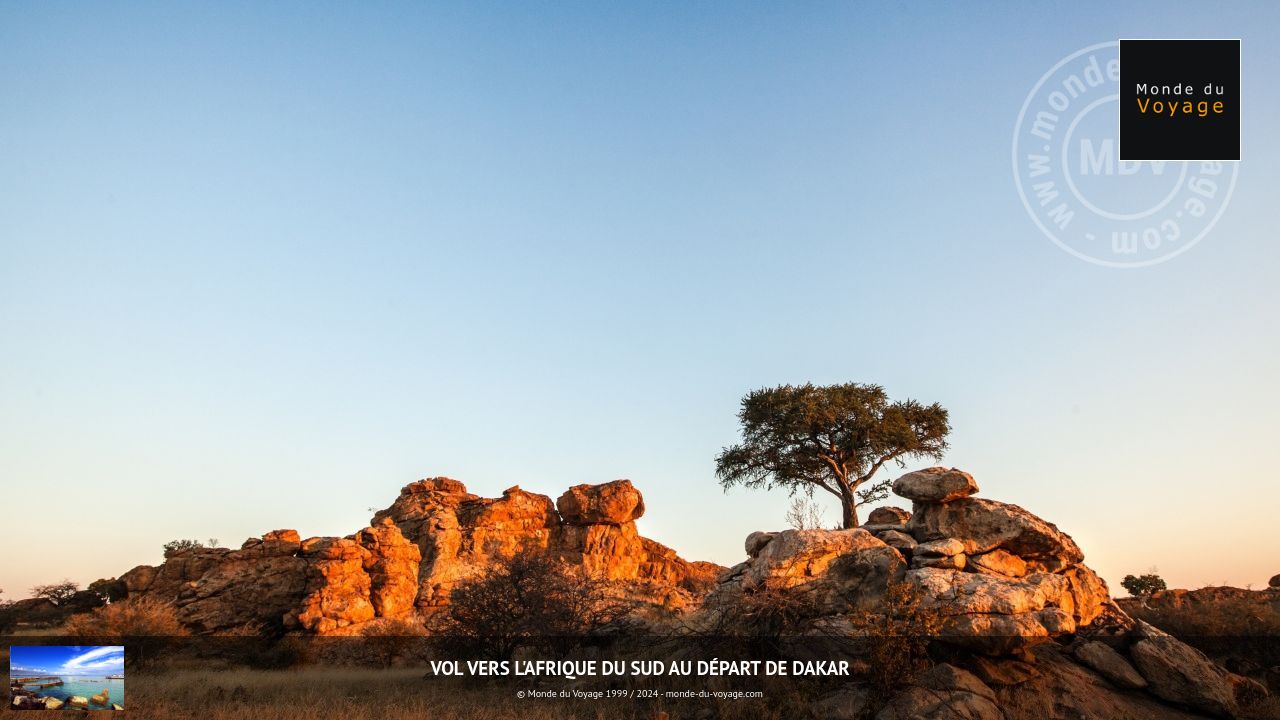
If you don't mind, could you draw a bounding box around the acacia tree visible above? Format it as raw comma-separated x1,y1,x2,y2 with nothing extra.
30,580,79,606
715,383,950,528
1121,573,1167,598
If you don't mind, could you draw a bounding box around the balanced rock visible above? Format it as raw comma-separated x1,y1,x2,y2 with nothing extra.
1270,574,1280,588
557,479,645,525
892,467,978,503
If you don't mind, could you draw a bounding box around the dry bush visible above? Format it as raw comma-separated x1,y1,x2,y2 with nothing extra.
58,597,188,671
357,617,431,667
61,596,189,638
1127,596,1280,639
1125,595,1280,675
846,579,944,701
432,552,632,662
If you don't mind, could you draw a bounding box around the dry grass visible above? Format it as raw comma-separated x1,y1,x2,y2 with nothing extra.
61,597,189,638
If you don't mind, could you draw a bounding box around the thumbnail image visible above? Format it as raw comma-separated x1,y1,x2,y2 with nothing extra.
9,646,124,711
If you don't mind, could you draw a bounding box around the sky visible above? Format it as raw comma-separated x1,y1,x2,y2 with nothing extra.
9,646,125,676
1,2,1278,600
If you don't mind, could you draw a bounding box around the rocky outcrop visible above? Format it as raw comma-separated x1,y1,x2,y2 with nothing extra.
1270,574,1280,589
706,466,1266,719
173,531,308,633
368,478,716,610
122,477,716,633
355,519,421,619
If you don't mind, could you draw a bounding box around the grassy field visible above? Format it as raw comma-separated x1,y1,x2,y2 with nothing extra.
77,667,792,720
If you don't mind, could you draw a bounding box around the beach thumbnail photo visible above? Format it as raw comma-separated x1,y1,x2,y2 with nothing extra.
9,646,125,711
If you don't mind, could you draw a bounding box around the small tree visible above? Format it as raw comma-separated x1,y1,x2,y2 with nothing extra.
162,539,205,556
1122,573,1167,598
30,580,79,606
716,383,950,528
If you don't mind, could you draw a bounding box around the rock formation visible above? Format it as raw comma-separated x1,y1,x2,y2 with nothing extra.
117,478,718,634
709,467,1269,718
100,466,1271,717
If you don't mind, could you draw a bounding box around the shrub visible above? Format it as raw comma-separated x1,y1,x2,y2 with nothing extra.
62,596,189,638
847,579,944,702
433,552,631,661
163,539,205,556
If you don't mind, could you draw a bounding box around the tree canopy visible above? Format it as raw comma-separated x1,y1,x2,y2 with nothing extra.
715,383,950,528
1121,573,1167,598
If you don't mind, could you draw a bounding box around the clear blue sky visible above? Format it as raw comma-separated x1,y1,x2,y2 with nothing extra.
2,2,1277,598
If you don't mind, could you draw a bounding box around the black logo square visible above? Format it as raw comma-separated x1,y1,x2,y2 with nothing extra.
1119,39,1240,161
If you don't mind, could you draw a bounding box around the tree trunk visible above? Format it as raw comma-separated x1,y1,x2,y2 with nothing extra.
839,485,858,529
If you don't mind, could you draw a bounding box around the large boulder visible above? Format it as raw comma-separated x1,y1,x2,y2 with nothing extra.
876,664,1002,720
119,564,159,595
727,529,905,613
907,568,1083,654
908,497,1084,572
1270,574,1280,589
892,467,979,503
866,506,911,527
1073,640,1147,689
556,480,645,525
1128,621,1238,718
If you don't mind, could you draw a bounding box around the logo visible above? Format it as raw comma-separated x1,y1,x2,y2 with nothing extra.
1012,42,1238,268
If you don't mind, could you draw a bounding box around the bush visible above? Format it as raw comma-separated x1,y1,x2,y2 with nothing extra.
62,596,189,638
847,579,944,702
433,552,631,661
163,539,205,556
